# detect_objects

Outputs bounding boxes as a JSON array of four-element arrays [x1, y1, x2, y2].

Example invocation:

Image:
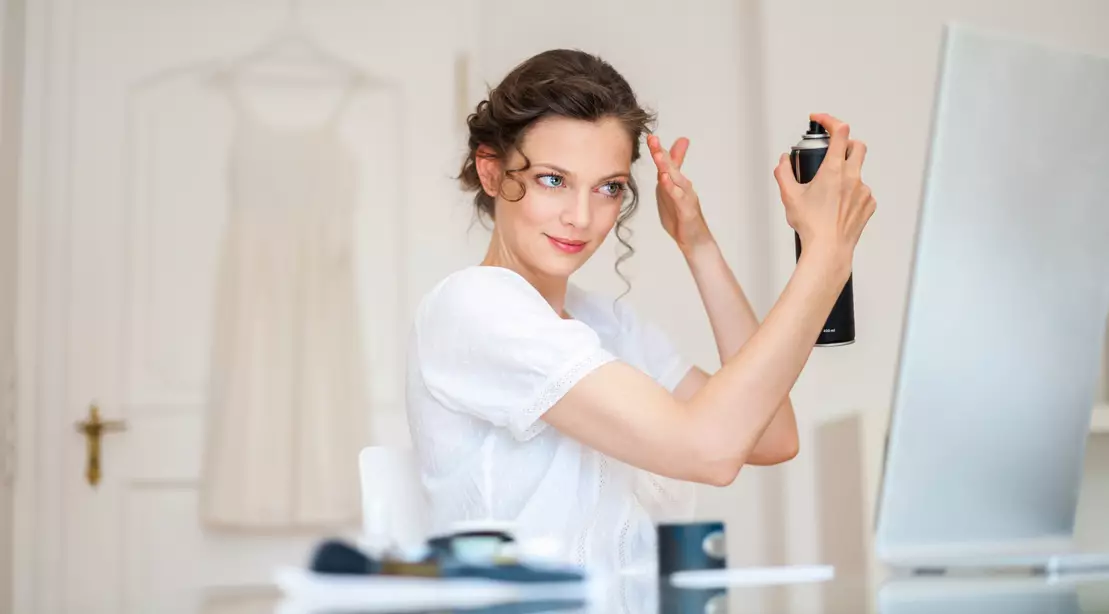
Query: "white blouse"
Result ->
[[405, 265, 697, 572]]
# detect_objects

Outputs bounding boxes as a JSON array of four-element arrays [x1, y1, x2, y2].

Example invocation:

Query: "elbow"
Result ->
[[679, 409, 800, 487], [678, 426, 739, 486], [690, 435, 800, 486], [701, 461, 742, 487], [683, 425, 748, 487], [749, 432, 801, 466], [689, 446, 745, 487], [770, 425, 802, 463], [776, 433, 801, 463]]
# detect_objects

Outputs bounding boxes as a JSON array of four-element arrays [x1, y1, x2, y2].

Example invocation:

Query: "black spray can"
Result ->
[[790, 120, 855, 346]]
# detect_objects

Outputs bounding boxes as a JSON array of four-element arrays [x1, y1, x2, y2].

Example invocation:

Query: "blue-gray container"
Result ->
[[657, 521, 727, 575]]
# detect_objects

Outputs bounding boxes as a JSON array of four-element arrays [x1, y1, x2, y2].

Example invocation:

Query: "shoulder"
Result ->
[[424, 265, 542, 306], [413, 266, 585, 356], [410, 269, 617, 442], [417, 266, 553, 326]]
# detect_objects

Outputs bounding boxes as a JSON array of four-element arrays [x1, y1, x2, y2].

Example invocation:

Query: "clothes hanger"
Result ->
[[216, 0, 372, 87], [130, 0, 391, 94], [123, 1, 399, 150]]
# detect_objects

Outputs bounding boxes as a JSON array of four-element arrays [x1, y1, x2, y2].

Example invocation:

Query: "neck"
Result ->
[[482, 238, 570, 318]]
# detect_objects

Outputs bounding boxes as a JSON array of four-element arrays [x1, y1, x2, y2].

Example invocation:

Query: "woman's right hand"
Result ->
[[773, 113, 876, 267]]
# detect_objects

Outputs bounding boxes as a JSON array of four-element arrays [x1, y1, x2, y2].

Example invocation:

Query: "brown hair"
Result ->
[[458, 49, 655, 289]]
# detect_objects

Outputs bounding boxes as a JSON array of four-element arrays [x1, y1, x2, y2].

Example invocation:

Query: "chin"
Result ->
[[546, 258, 586, 278], [530, 250, 591, 279]]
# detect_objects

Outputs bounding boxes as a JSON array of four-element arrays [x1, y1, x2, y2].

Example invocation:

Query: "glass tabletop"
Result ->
[[270, 568, 1109, 614]]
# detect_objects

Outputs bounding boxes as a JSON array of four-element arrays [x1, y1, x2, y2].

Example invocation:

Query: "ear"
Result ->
[[474, 145, 502, 198]]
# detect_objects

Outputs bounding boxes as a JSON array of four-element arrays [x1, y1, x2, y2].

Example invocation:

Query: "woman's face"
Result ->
[[480, 116, 633, 280]]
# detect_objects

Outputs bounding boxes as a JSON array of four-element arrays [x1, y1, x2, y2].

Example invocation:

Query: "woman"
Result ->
[[405, 49, 875, 571]]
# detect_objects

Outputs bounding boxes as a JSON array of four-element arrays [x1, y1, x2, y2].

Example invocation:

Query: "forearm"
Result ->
[[546, 248, 847, 486], [681, 237, 759, 362], [681, 237, 799, 464], [684, 246, 848, 476]]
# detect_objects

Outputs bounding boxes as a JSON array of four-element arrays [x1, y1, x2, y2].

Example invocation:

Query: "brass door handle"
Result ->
[[75, 403, 126, 487]]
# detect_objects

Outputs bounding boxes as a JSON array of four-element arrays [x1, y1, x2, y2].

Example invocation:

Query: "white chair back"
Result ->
[[357, 446, 429, 555]]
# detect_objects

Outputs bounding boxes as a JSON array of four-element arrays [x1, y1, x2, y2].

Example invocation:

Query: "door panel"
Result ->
[[50, 1, 476, 612]]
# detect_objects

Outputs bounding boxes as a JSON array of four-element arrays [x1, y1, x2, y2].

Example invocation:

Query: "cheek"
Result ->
[[506, 189, 562, 233], [593, 197, 623, 235]]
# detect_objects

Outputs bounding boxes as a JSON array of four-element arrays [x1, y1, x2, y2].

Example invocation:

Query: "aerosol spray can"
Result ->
[[790, 120, 855, 346]]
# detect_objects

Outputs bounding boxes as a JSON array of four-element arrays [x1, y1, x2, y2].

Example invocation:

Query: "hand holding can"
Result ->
[[774, 114, 877, 346]]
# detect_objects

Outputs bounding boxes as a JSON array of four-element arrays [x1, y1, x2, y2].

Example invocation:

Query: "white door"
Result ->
[[23, 1, 481, 613]]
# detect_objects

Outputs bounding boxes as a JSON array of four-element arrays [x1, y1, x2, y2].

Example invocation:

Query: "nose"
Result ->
[[561, 189, 592, 229]]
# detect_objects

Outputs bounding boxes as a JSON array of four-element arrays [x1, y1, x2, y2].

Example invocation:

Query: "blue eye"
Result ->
[[537, 174, 564, 188], [600, 182, 626, 199]]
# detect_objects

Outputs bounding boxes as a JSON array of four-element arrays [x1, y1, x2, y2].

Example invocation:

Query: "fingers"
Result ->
[[669, 137, 690, 169], [846, 139, 867, 176], [810, 112, 850, 164], [659, 171, 686, 200], [854, 186, 876, 222], [647, 134, 671, 174], [648, 134, 691, 169], [773, 153, 799, 199], [648, 134, 692, 189], [853, 195, 878, 235]]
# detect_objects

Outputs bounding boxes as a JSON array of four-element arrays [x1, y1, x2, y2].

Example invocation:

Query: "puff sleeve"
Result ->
[[414, 267, 617, 441]]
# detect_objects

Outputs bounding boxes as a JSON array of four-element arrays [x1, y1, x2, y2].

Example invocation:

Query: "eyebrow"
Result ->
[[532, 163, 629, 182]]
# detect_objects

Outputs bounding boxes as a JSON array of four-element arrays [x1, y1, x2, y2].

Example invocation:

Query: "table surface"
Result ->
[[269, 567, 1109, 614]]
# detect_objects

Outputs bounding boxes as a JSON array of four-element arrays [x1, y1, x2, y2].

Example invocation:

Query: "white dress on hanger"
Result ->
[[200, 81, 368, 531]]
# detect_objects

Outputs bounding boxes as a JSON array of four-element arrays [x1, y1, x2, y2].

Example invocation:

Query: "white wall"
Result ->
[[755, 0, 1109, 596], [0, 0, 24, 609]]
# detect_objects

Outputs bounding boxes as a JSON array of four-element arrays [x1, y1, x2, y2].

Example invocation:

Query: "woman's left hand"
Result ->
[[648, 134, 712, 252]]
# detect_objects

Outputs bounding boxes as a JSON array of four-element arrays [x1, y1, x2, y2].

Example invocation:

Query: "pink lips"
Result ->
[[546, 235, 587, 254]]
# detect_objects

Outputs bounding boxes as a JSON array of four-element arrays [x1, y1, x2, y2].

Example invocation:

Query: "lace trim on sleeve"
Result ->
[[510, 347, 617, 441]]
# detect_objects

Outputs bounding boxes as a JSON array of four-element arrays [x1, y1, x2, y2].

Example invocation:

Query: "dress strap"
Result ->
[[214, 69, 366, 131]]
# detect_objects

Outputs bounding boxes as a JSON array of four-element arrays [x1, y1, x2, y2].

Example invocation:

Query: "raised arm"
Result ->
[[670, 239, 800, 466], [648, 134, 798, 465], [542, 114, 875, 486]]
